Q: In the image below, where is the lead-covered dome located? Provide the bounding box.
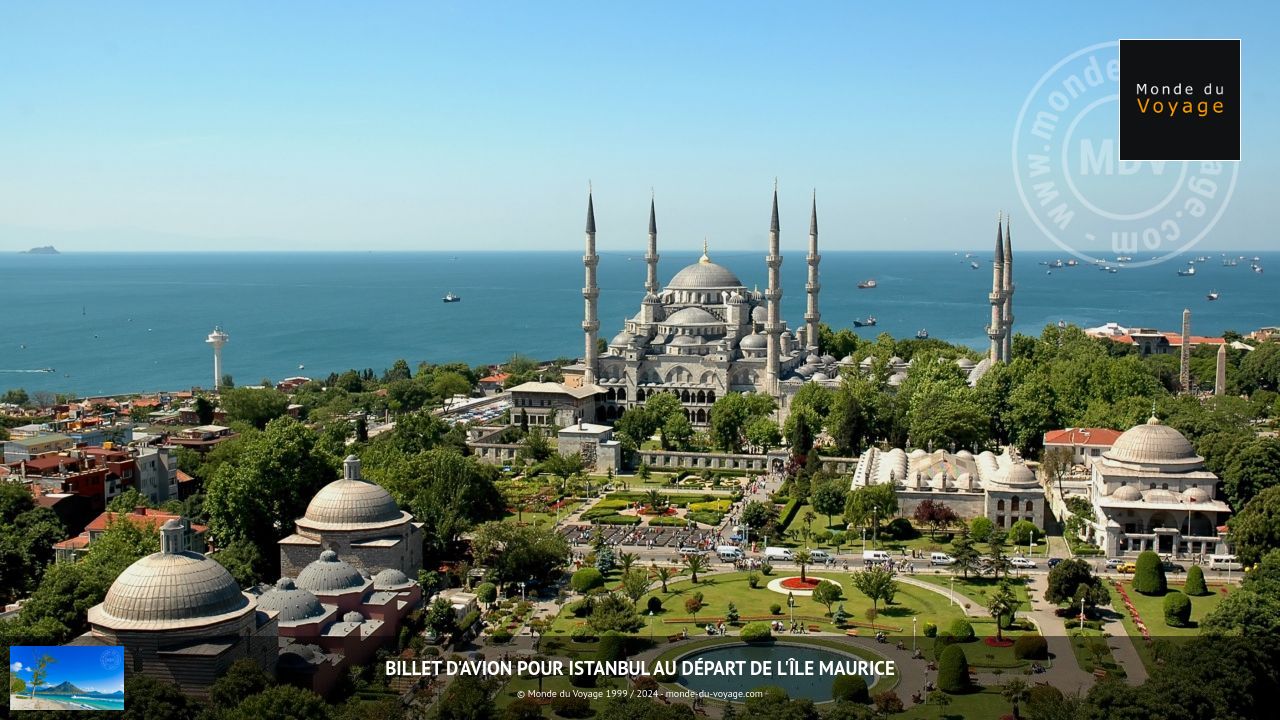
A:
[1110,484,1141,501]
[100,551,247,624]
[258,577,326,622]
[665,307,721,326]
[296,550,367,593]
[667,260,744,290]
[1103,416,1202,469]
[304,478,402,526]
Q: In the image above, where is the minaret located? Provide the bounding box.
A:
[645,192,660,295]
[1179,308,1192,394]
[1214,344,1227,396]
[582,188,600,385]
[804,190,821,352]
[764,182,783,395]
[987,213,1005,363]
[1001,215,1015,362]
[206,326,229,389]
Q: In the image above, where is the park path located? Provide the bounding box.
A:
[895,575,982,617]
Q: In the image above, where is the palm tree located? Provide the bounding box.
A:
[653,564,674,593]
[793,546,813,583]
[645,489,665,512]
[987,581,1020,641]
[619,552,639,575]
[685,553,709,584]
[987,533,1011,579]
[1001,678,1032,720]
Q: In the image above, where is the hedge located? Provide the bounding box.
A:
[571,568,605,593]
[550,695,591,718]
[648,516,688,527]
[937,645,970,693]
[1163,591,1191,627]
[832,674,870,703]
[1134,551,1167,595]
[1184,565,1210,596]
[778,498,802,530]
[948,618,975,641]
[591,514,642,525]
[687,511,724,526]
[1013,633,1048,660]
[689,499,732,513]
[740,621,773,642]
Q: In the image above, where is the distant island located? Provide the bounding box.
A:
[20,245,60,254]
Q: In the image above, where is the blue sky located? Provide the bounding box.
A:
[10,646,125,694]
[0,1,1274,252]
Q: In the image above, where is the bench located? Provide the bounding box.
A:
[668,634,684,643]
[807,624,822,633]
[844,629,860,637]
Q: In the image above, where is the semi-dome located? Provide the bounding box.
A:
[664,306,721,326]
[1142,488,1183,504]
[669,335,697,346]
[373,568,412,589]
[667,260,744,290]
[1110,484,1141,501]
[609,330,635,346]
[811,372,831,382]
[303,478,402,527]
[1183,487,1211,502]
[296,550,367,593]
[100,551,248,624]
[740,333,767,350]
[258,577,326,622]
[1104,416,1202,468]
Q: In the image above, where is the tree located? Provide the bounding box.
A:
[212,538,264,587]
[471,522,570,586]
[29,652,54,699]
[219,386,291,429]
[913,499,958,539]
[208,658,273,711]
[951,532,980,579]
[987,581,1020,640]
[1040,446,1074,499]
[589,594,643,633]
[844,483,898,539]
[812,580,842,615]
[792,546,812,582]
[812,480,847,532]
[725,601,740,625]
[519,429,553,463]
[746,416,782,453]
[1222,438,1280,509]
[936,645,970,693]
[475,582,498,607]
[1239,341,1280,392]
[621,569,650,603]
[969,516,995,543]
[1163,591,1192,627]
[1227,486,1280,565]
[684,594,704,623]
[652,564,675,593]
[741,500,776,535]
[427,596,459,637]
[1133,550,1167,595]
[193,395,216,425]
[203,417,336,567]
[429,675,497,720]
[1046,558,1101,605]
[1184,565,1209,596]
[709,392,774,453]
[684,553,709,584]
[0,484,66,603]
[986,533,1011,579]
[663,413,695,450]
[1001,678,1032,720]
[782,405,821,455]
[545,452,586,493]
[119,673,197,720]
[849,567,897,618]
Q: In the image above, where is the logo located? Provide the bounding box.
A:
[100,647,122,671]
[1012,42,1238,267]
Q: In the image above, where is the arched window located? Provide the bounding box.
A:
[636,389,646,401]
[997,500,1005,511]
[707,390,716,403]
[681,389,691,403]
[1010,495,1020,510]
[696,390,707,404]
[1025,500,1033,511]
[617,388,627,402]
[606,388,616,401]
[695,409,707,424]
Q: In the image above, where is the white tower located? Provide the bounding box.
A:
[764,182,783,395]
[206,326,229,389]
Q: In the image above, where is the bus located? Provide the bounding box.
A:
[1208,554,1242,571]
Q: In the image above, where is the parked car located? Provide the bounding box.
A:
[1105,558,1124,569]
[1047,557,1063,569]
[678,547,706,557]
[1118,562,1138,574]
[1161,561,1186,573]
[930,552,955,566]
[1010,557,1037,569]
[807,550,832,561]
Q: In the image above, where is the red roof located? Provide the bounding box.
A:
[1109,333,1225,346]
[480,372,511,383]
[84,509,207,534]
[1043,428,1124,447]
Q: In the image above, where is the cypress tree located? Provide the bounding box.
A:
[937,644,970,693]
[1133,550,1167,595]
[1184,564,1209,596]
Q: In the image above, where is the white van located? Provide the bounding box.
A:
[930,552,955,566]
[1010,556,1037,569]
[1209,554,1242,571]
[807,549,831,561]
[862,550,891,563]
[765,546,794,562]
[716,545,742,561]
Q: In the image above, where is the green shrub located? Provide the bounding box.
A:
[1027,685,1065,716]
[570,626,595,642]
[769,603,783,615]
[475,582,497,605]
[1184,565,1209,596]
[873,690,905,714]
[1163,591,1192,627]
[568,671,596,688]
[760,561,774,576]
[1134,551,1167,595]
[937,645,970,693]
[550,695,591,718]
[687,511,724,526]
[491,629,513,644]
[1008,519,1041,546]
[571,567,605,593]
[648,516,688,527]
[969,516,995,543]
[748,571,761,589]
[740,621,773,643]
[923,622,938,638]
[597,631,628,661]
[646,596,663,614]
[1013,633,1048,660]
[948,618,975,641]
[832,674,870,703]
[882,517,918,540]
[592,514,642,525]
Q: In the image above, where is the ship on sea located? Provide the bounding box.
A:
[853,316,877,327]
[442,292,461,303]
[1177,265,1196,276]
[857,279,877,289]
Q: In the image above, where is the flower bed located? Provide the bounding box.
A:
[780,577,823,590]
[983,636,1015,648]
[1113,582,1150,643]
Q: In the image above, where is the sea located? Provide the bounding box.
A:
[41,694,126,711]
[1,250,1275,397]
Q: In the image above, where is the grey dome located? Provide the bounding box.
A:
[296,551,366,593]
[956,358,976,368]
[811,372,831,381]
[342,611,364,623]
[740,333,767,350]
[1183,487,1211,502]
[373,568,412,589]
[258,577,326,622]
[665,307,721,326]
[304,478,401,526]
[992,463,1038,487]
[101,551,247,623]
[667,260,744,290]
[669,335,697,346]
[751,306,768,322]
[1104,417,1202,468]
[1143,488,1182,504]
[609,331,635,346]
[1111,484,1141,501]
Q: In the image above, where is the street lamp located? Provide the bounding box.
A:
[1030,529,1036,558]
[788,592,797,628]
[949,574,955,607]
[649,610,655,641]
[912,616,918,653]
[519,581,527,601]
[1079,595,1086,631]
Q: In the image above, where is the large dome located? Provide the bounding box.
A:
[664,307,721,326]
[303,478,402,526]
[296,550,367,593]
[667,259,744,290]
[100,551,248,624]
[1103,416,1202,469]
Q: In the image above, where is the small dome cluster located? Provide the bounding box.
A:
[296,550,367,593]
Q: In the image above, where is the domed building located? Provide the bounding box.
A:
[1084,415,1231,557]
[75,519,278,698]
[279,455,424,579]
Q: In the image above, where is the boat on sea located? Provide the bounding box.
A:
[1223,258,1238,267]
[442,293,461,303]
[857,279,877,289]
[1116,255,1134,262]
[1177,265,1196,276]
[969,261,980,269]
[916,329,929,339]
[1050,259,1064,268]
[1207,290,1220,301]
[1254,265,1264,274]
[853,316,877,328]
[1107,267,1118,273]
[1066,259,1079,266]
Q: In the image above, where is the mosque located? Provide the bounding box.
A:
[72,453,426,698]
[541,189,1017,426]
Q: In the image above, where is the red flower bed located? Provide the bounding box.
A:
[639,505,677,516]
[983,636,1015,648]
[780,577,822,590]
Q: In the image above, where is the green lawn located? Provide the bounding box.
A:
[899,687,1015,719]
[1066,627,1127,679]
[1110,580,1228,671]
[914,574,1033,609]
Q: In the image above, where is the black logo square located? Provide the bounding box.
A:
[1120,39,1240,161]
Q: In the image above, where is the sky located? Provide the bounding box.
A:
[0,1,1275,252]
[9,646,125,694]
